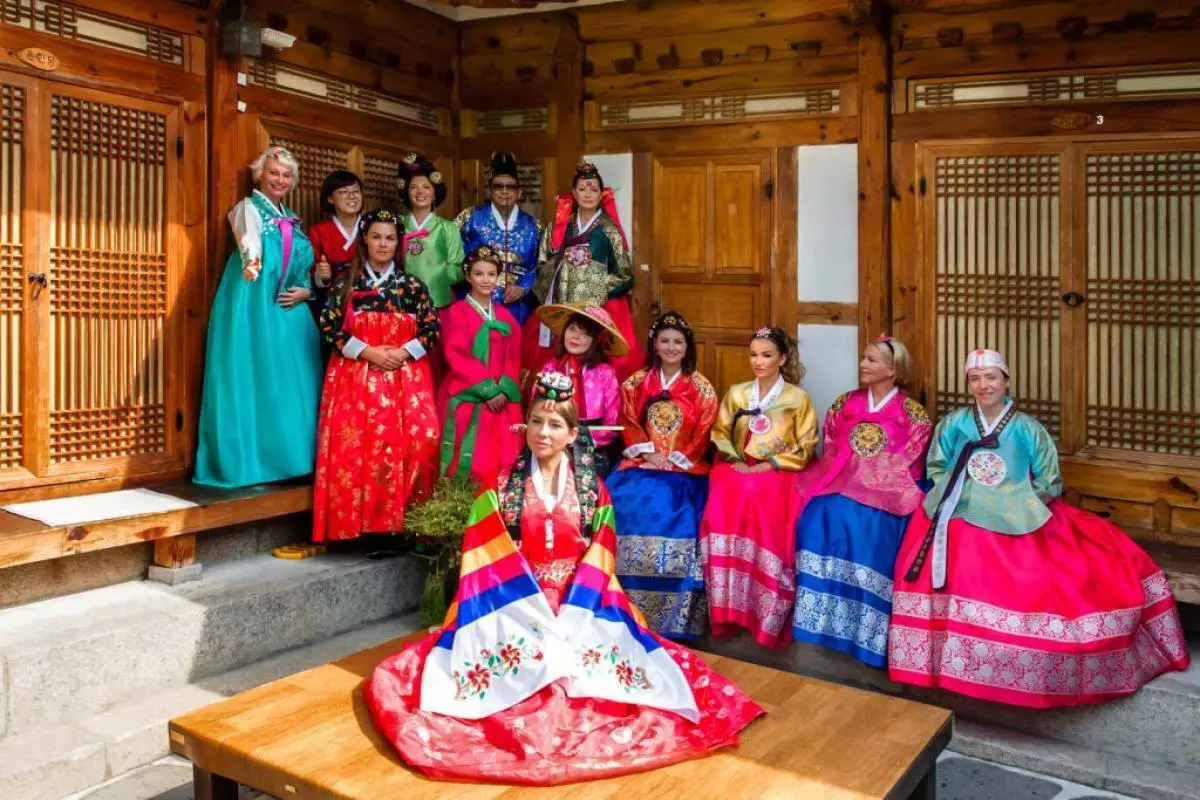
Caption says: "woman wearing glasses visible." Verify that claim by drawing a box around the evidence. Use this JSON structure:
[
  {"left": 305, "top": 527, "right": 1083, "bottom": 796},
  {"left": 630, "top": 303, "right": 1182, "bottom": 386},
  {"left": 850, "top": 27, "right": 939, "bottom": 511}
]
[
  {"left": 307, "top": 171, "right": 363, "bottom": 330},
  {"left": 455, "top": 152, "right": 542, "bottom": 326}
]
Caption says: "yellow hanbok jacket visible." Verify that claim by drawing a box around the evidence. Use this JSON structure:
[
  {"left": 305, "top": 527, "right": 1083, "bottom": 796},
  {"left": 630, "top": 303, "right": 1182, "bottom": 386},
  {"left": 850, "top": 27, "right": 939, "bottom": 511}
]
[{"left": 711, "top": 381, "right": 819, "bottom": 471}]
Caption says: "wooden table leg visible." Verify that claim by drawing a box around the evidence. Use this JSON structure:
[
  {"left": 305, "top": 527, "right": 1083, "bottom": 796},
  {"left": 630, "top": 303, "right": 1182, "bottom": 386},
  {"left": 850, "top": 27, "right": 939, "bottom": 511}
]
[
  {"left": 907, "top": 762, "right": 937, "bottom": 800},
  {"left": 194, "top": 765, "right": 238, "bottom": 800}
]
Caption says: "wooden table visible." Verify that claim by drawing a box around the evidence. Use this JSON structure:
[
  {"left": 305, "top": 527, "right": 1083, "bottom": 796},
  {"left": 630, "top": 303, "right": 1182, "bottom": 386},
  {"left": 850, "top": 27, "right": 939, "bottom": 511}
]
[{"left": 170, "top": 635, "right": 952, "bottom": 799}]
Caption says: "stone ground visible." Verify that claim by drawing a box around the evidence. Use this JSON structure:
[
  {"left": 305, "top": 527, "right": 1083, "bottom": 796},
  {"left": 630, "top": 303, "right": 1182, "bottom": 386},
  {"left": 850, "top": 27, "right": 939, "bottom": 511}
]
[{"left": 66, "top": 752, "right": 1138, "bottom": 800}]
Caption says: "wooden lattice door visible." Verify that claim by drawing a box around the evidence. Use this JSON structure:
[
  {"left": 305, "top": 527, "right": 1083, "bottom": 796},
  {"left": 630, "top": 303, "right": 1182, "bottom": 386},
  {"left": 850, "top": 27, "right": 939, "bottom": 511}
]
[
  {"left": 0, "top": 71, "right": 188, "bottom": 489},
  {"left": 920, "top": 139, "right": 1200, "bottom": 467}
]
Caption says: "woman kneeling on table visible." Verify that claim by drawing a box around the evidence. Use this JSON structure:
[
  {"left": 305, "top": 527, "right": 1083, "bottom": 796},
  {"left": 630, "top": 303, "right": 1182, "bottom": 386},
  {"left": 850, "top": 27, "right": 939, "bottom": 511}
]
[
  {"left": 366, "top": 371, "right": 763, "bottom": 785},
  {"left": 888, "top": 348, "right": 1190, "bottom": 707}
]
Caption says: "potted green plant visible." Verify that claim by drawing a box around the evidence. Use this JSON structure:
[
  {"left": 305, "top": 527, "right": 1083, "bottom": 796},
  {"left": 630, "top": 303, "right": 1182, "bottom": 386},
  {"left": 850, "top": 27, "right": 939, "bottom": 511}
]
[{"left": 403, "top": 476, "right": 478, "bottom": 626}]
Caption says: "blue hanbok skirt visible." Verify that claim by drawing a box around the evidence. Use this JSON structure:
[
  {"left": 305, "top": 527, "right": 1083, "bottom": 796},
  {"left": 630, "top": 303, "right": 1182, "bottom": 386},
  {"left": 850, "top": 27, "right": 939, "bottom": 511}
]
[
  {"left": 609, "top": 469, "right": 709, "bottom": 638},
  {"left": 792, "top": 493, "right": 908, "bottom": 668}
]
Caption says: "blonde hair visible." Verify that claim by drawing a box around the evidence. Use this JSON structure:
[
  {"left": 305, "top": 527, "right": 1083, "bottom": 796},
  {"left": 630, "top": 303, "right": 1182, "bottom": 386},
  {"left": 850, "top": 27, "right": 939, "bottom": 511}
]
[
  {"left": 752, "top": 327, "right": 805, "bottom": 385},
  {"left": 249, "top": 146, "right": 300, "bottom": 184},
  {"left": 871, "top": 338, "right": 913, "bottom": 387}
]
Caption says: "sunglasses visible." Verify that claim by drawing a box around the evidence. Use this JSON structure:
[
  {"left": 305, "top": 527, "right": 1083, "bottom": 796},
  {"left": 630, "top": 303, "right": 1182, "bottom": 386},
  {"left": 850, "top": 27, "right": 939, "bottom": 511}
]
[{"left": 490, "top": 181, "right": 518, "bottom": 191}]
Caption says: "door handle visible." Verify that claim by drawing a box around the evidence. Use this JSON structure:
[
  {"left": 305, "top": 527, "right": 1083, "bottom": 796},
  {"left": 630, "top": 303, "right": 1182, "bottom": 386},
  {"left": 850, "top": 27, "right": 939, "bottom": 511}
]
[
  {"left": 1061, "top": 291, "right": 1086, "bottom": 307},
  {"left": 27, "top": 273, "right": 46, "bottom": 299},
  {"left": 649, "top": 301, "right": 662, "bottom": 319}
]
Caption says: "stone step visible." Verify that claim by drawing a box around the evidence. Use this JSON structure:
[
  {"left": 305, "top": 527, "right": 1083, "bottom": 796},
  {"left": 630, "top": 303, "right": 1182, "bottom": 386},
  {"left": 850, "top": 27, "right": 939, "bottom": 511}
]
[
  {"left": 696, "top": 633, "right": 1200, "bottom": 774},
  {"left": 0, "top": 553, "right": 423, "bottom": 739},
  {"left": 0, "top": 614, "right": 423, "bottom": 800},
  {"left": 950, "top": 719, "right": 1200, "bottom": 800}
]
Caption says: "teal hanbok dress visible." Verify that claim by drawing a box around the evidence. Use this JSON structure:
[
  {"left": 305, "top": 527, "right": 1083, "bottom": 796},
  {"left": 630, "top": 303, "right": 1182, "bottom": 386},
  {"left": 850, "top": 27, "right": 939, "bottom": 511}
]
[{"left": 194, "top": 190, "right": 323, "bottom": 488}]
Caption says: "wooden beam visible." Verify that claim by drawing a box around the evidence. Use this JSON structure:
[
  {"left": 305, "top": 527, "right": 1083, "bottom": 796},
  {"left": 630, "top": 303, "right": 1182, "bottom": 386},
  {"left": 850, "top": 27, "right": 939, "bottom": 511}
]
[
  {"left": 585, "top": 56, "right": 858, "bottom": 101},
  {"left": 585, "top": 116, "right": 857, "bottom": 153},
  {"left": 772, "top": 148, "right": 800, "bottom": 334},
  {"left": 893, "top": 98, "right": 1200, "bottom": 140},
  {"left": 555, "top": 14, "right": 586, "bottom": 196},
  {"left": 574, "top": 0, "right": 851, "bottom": 42},
  {"left": 261, "top": 39, "right": 453, "bottom": 107},
  {"left": 857, "top": 11, "right": 891, "bottom": 350},
  {"left": 64, "top": 0, "right": 211, "bottom": 36},
  {"left": 153, "top": 534, "right": 197, "bottom": 569}
]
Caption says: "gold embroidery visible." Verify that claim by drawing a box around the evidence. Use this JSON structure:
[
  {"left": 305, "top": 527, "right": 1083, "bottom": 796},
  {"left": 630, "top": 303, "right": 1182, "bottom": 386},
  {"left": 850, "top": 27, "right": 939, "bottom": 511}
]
[
  {"left": 849, "top": 422, "right": 888, "bottom": 458},
  {"left": 903, "top": 396, "right": 931, "bottom": 426}
]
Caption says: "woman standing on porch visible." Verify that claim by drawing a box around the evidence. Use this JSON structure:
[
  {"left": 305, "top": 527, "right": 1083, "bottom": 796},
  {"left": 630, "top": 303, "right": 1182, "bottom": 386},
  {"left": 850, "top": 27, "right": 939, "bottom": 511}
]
[
  {"left": 700, "top": 327, "right": 818, "bottom": 648},
  {"left": 525, "top": 160, "right": 645, "bottom": 380},
  {"left": 610, "top": 312, "right": 719, "bottom": 639},
  {"left": 311, "top": 209, "right": 441, "bottom": 544},
  {"left": 194, "top": 146, "right": 322, "bottom": 489},
  {"left": 790, "top": 335, "right": 931, "bottom": 668},
  {"left": 306, "top": 170, "right": 363, "bottom": 312},
  {"left": 396, "top": 153, "right": 463, "bottom": 310},
  {"left": 888, "top": 348, "right": 1190, "bottom": 707}
]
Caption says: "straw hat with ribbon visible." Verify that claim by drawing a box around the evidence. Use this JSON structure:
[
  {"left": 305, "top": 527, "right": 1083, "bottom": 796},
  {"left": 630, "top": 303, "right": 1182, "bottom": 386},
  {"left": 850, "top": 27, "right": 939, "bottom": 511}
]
[{"left": 536, "top": 301, "right": 630, "bottom": 356}]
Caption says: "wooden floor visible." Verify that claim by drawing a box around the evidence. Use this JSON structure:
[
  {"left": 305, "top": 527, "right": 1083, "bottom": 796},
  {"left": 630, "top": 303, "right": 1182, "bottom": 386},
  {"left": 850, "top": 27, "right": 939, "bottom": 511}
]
[
  {"left": 170, "top": 633, "right": 953, "bottom": 799},
  {"left": 0, "top": 480, "right": 312, "bottom": 570}
]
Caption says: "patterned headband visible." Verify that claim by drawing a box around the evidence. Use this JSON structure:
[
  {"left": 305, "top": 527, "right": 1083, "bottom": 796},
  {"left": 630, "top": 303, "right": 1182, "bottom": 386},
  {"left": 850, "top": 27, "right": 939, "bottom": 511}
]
[
  {"left": 874, "top": 333, "right": 894, "bottom": 351},
  {"left": 574, "top": 159, "right": 601, "bottom": 181},
  {"left": 269, "top": 146, "right": 294, "bottom": 160},
  {"left": 649, "top": 312, "right": 691, "bottom": 338},
  {"left": 467, "top": 244, "right": 499, "bottom": 265},
  {"left": 359, "top": 208, "right": 399, "bottom": 232},
  {"left": 535, "top": 371, "right": 575, "bottom": 402}
]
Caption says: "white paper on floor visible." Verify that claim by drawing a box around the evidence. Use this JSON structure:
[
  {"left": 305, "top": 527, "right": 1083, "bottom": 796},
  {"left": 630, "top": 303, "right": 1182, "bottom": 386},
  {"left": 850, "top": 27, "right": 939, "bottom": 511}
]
[{"left": 4, "top": 488, "right": 199, "bottom": 527}]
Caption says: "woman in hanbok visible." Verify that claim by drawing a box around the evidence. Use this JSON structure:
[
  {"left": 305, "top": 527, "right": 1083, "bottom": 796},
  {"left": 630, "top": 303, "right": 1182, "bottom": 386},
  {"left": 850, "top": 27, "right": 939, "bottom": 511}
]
[
  {"left": 437, "top": 245, "right": 522, "bottom": 483},
  {"left": 194, "top": 146, "right": 322, "bottom": 488},
  {"left": 700, "top": 327, "right": 818, "bottom": 648},
  {"left": 525, "top": 160, "right": 645, "bottom": 379},
  {"left": 528, "top": 302, "right": 625, "bottom": 476},
  {"left": 889, "top": 348, "right": 1190, "bottom": 707},
  {"left": 396, "top": 153, "right": 463, "bottom": 310},
  {"left": 610, "top": 312, "right": 719, "bottom": 638},
  {"left": 791, "top": 336, "right": 931, "bottom": 668},
  {"left": 312, "top": 209, "right": 441, "bottom": 543},
  {"left": 365, "top": 372, "right": 763, "bottom": 785},
  {"left": 307, "top": 170, "right": 363, "bottom": 312}
]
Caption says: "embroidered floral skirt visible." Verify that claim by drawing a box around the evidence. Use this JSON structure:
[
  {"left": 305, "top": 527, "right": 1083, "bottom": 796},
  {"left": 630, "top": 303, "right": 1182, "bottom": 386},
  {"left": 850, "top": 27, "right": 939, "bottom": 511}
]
[
  {"left": 365, "top": 631, "right": 763, "bottom": 785},
  {"left": 888, "top": 500, "right": 1191, "bottom": 708},
  {"left": 610, "top": 469, "right": 709, "bottom": 639},
  {"left": 699, "top": 465, "right": 803, "bottom": 648},
  {"left": 792, "top": 493, "right": 908, "bottom": 669}
]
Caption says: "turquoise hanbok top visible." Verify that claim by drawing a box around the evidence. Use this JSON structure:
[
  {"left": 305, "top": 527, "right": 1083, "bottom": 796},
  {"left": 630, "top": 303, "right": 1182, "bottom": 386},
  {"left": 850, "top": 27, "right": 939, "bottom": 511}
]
[{"left": 193, "top": 190, "right": 323, "bottom": 488}]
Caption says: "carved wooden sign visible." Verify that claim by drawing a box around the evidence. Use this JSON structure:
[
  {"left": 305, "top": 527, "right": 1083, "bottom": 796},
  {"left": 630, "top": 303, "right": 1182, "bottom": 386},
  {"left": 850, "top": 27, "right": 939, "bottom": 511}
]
[
  {"left": 1050, "top": 111, "right": 1092, "bottom": 131},
  {"left": 16, "top": 47, "right": 60, "bottom": 72}
]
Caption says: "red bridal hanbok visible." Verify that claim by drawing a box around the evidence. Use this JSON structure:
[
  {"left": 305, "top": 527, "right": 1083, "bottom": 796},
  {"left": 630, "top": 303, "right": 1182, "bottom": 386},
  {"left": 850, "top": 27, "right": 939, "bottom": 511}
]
[
  {"left": 312, "top": 262, "right": 441, "bottom": 541},
  {"left": 437, "top": 297, "right": 523, "bottom": 483},
  {"left": 365, "top": 451, "right": 763, "bottom": 785},
  {"left": 889, "top": 402, "right": 1190, "bottom": 707}
]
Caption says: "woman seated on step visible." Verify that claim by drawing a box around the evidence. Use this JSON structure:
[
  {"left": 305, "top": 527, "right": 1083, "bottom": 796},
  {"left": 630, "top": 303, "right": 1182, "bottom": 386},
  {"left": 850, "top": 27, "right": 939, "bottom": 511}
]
[
  {"left": 888, "top": 348, "right": 1190, "bottom": 707},
  {"left": 700, "top": 327, "right": 818, "bottom": 649},
  {"left": 365, "top": 371, "right": 763, "bottom": 785},
  {"left": 610, "top": 311, "right": 719, "bottom": 640},
  {"left": 790, "top": 335, "right": 931, "bottom": 669}
]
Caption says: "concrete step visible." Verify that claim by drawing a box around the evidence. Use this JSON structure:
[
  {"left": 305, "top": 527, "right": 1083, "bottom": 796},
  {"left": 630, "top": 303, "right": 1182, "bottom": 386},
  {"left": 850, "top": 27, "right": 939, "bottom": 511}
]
[
  {"left": 951, "top": 719, "right": 1200, "bottom": 800},
  {"left": 0, "top": 614, "right": 423, "bottom": 800},
  {"left": 697, "top": 633, "right": 1200, "bottom": 780},
  {"left": 0, "top": 553, "right": 423, "bottom": 739}
]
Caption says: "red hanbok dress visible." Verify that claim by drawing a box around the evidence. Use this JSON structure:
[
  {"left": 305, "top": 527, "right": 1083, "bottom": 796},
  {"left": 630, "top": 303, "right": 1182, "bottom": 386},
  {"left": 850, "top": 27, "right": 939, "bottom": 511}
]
[
  {"left": 312, "top": 262, "right": 441, "bottom": 541},
  {"left": 365, "top": 458, "right": 763, "bottom": 785},
  {"left": 307, "top": 216, "right": 358, "bottom": 309},
  {"left": 436, "top": 297, "right": 523, "bottom": 483}
]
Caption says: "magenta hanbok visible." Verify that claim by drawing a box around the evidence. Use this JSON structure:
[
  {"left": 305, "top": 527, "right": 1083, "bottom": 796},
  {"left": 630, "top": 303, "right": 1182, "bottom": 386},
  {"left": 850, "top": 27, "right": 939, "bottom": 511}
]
[
  {"left": 790, "top": 388, "right": 932, "bottom": 667},
  {"left": 437, "top": 297, "right": 523, "bottom": 483}
]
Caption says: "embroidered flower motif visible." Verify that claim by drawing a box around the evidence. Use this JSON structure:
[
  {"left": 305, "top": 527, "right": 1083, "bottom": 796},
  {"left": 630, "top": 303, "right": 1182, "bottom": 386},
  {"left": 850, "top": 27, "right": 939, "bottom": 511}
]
[
  {"left": 615, "top": 660, "right": 634, "bottom": 686},
  {"left": 967, "top": 451, "right": 1007, "bottom": 486},
  {"left": 454, "top": 633, "right": 544, "bottom": 701},
  {"left": 576, "top": 643, "right": 653, "bottom": 692},
  {"left": 582, "top": 648, "right": 603, "bottom": 667}
]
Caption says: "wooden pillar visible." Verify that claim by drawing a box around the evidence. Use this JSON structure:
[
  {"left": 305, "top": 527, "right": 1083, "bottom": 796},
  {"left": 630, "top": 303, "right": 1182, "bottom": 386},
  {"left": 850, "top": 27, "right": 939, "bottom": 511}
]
[
  {"left": 855, "top": 1, "right": 892, "bottom": 349},
  {"left": 149, "top": 533, "right": 201, "bottom": 585},
  {"left": 554, "top": 14, "right": 585, "bottom": 194}
]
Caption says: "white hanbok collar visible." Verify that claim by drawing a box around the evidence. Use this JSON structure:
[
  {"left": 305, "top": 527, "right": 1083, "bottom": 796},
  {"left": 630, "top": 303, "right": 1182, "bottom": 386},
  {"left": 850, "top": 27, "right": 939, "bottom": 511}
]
[
  {"left": 748, "top": 375, "right": 785, "bottom": 411},
  {"left": 364, "top": 260, "right": 395, "bottom": 288},
  {"left": 333, "top": 214, "right": 361, "bottom": 249},
  {"left": 867, "top": 386, "right": 899, "bottom": 414},
  {"left": 490, "top": 203, "right": 520, "bottom": 232}
]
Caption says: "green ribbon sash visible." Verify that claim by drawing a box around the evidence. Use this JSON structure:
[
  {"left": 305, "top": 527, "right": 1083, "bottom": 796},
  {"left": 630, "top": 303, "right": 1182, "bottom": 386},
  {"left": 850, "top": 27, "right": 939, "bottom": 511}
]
[{"left": 440, "top": 316, "right": 519, "bottom": 478}]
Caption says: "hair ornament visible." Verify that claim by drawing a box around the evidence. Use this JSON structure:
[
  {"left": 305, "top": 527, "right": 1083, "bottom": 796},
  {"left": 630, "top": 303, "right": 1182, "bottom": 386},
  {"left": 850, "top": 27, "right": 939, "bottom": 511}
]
[{"left": 534, "top": 371, "right": 575, "bottom": 403}]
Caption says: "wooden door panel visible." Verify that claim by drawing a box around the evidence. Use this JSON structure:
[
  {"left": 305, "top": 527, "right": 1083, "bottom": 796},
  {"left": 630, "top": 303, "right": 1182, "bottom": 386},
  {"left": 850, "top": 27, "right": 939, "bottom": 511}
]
[
  {"left": 666, "top": 283, "right": 760, "bottom": 331},
  {"left": 651, "top": 151, "right": 774, "bottom": 397},
  {"left": 0, "top": 76, "right": 28, "bottom": 477},
  {"left": 713, "top": 164, "right": 763, "bottom": 276},
  {"left": 713, "top": 340, "right": 754, "bottom": 393},
  {"left": 45, "top": 87, "right": 180, "bottom": 471},
  {"left": 657, "top": 165, "right": 706, "bottom": 277}
]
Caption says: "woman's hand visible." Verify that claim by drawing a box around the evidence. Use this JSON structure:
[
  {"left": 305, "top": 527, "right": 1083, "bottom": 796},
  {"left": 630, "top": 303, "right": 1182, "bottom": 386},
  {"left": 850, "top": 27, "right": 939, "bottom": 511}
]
[
  {"left": 642, "top": 453, "right": 671, "bottom": 471},
  {"left": 362, "top": 346, "right": 405, "bottom": 370},
  {"left": 277, "top": 287, "right": 311, "bottom": 308},
  {"left": 503, "top": 285, "right": 526, "bottom": 305},
  {"left": 486, "top": 395, "right": 509, "bottom": 412},
  {"left": 731, "top": 461, "right": 771, "bottom": 474},
  {"left": 315, "top": 255, "right": 332, "bottom": 283},
  {"left": 242, "top": 259, "right": 261, "bottom": 281}
]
